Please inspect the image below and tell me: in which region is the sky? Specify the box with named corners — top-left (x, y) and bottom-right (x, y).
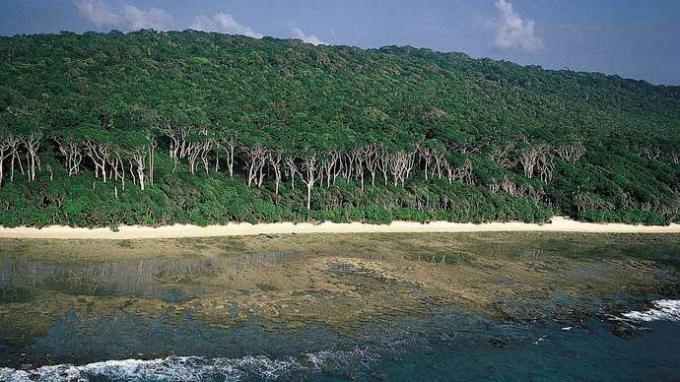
top-left (1, 0), bottom-right (679, 85)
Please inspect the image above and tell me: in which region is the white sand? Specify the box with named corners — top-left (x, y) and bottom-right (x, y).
top-left (0, 217), bottom-right (679, 240)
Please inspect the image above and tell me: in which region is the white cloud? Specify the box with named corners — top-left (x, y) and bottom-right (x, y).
top-left (291, 27), bottom-right (327, 46)
top-left (74, 0), bottom-right (172, 31)
top-left (73, 0), bottom-right (120, 27)
top-left (120, 3), bottom-right (172, 30)
top-left (493, 0), bottom-right (542, 52)
top-left (74, 1), bottom-right (326, 46)
top-left (191, 13), bottom-right (263, 38)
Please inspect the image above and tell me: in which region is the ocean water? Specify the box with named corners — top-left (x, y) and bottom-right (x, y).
top-left (1, 302), bottom-right (680, 381)
top-left (2, 233), bottom-right (680, 381)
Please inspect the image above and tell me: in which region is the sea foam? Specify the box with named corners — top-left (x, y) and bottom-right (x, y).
top-left (0, 347), bottom-right (378, 382)
top-left (621, 299), bottom-right (680, 322)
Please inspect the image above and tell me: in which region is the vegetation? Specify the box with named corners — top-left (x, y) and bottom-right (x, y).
top-left (0, 30), bottom-right (678, 227)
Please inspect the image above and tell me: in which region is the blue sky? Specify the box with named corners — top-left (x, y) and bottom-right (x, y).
top-left (2, 0), bottom-right (679, 85)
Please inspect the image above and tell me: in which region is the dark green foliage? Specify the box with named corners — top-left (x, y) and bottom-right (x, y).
top-left (0, 30), bottom-right (678, 227)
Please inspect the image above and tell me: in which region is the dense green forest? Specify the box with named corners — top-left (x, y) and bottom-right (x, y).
top-left (0, 30), bottom-right (679, 227)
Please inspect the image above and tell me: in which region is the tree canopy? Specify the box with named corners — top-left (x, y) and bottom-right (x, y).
top-left (0, 30), bottom-right (678, 227)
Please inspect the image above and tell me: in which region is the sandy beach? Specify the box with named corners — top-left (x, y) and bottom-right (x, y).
top-left (0, 217), bottom-right (679, 239)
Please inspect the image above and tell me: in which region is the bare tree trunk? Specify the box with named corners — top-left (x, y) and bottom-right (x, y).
top-left (245, 144), bottom-right (267, 187)
top-left (299, 156), bottom-right (318, 211)
top-left (0, 155), bottom-right (4, 188)
top-left (363, 145), bottom-right (379, 187)
top-left (269, 149), bottom-right (282, 195)
top-left (115, 153), bottom-right (126, 191)
top-left (56, 138), bottom-right (83, 176)
top-left (129, 146), bottom-right (146, 190)
top-left (0, 138), bottom-right (10, 188)
top-left (490, 142), bottom-right (516, 168)
top-left (7, 135), bottom-right (21, 182)
top-left (21, 133), bottom-right (41, 182)
top-left (285, 157), bottom-right (297, 190)
top-left (357, 163), bottom-right (365, 191)
top-left (220, 137), bottom-right (237, 178)
top-left (149, 139), bottom-right (156, 186)
top-left (84, 140), bottom-right (109, 182)
top-left (377, 153), bottom-right (389, 186)
top-left (162, 125), bottom-right (187, 173)
top-left (520, 147), bottom-right (539, 179)
top-left (343, 151), bottom-right (355, 180)
top-left (555, 144), bottom-right (586, 163)
top-left (386, 150), bottom-right (414, 186)
top-left (417, 144), bottom-right (432, 181)
top-left (322, 151), bottom-right (339, 188)
top-left (520, 144), bottom-right (555, 183)
top-left (13, 149), bottom-right (24, 178)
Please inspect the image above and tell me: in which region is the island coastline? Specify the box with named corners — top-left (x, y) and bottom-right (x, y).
top-left (1, 216), bottom-right (679, 240)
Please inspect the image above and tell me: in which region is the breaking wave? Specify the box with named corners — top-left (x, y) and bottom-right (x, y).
top-left (621, 300), bottom-right (680, 322)
top-left (0, 347), bottom-right (378, 382)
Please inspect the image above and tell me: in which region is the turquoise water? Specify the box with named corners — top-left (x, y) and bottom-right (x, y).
top-left (2, 305), bottom-right (680, 381)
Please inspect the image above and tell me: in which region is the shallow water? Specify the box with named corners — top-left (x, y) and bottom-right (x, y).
top-left (1, 233), bottom-right (679, 381)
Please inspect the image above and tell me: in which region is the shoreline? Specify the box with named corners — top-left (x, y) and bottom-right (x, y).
top-left (0, 217), bottom-right (679, 240)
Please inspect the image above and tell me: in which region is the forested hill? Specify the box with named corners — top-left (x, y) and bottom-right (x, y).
top-left (0, 30), bottom-right (679, 227)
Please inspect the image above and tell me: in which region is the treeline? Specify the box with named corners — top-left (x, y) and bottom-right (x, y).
top-left (0, 30), bottom-right (679, 227)
top-left (1, 123), bottom-right (588, 210)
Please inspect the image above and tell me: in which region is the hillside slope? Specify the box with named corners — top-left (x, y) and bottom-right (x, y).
top-left (0, 30), bottom-right (679, 227)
